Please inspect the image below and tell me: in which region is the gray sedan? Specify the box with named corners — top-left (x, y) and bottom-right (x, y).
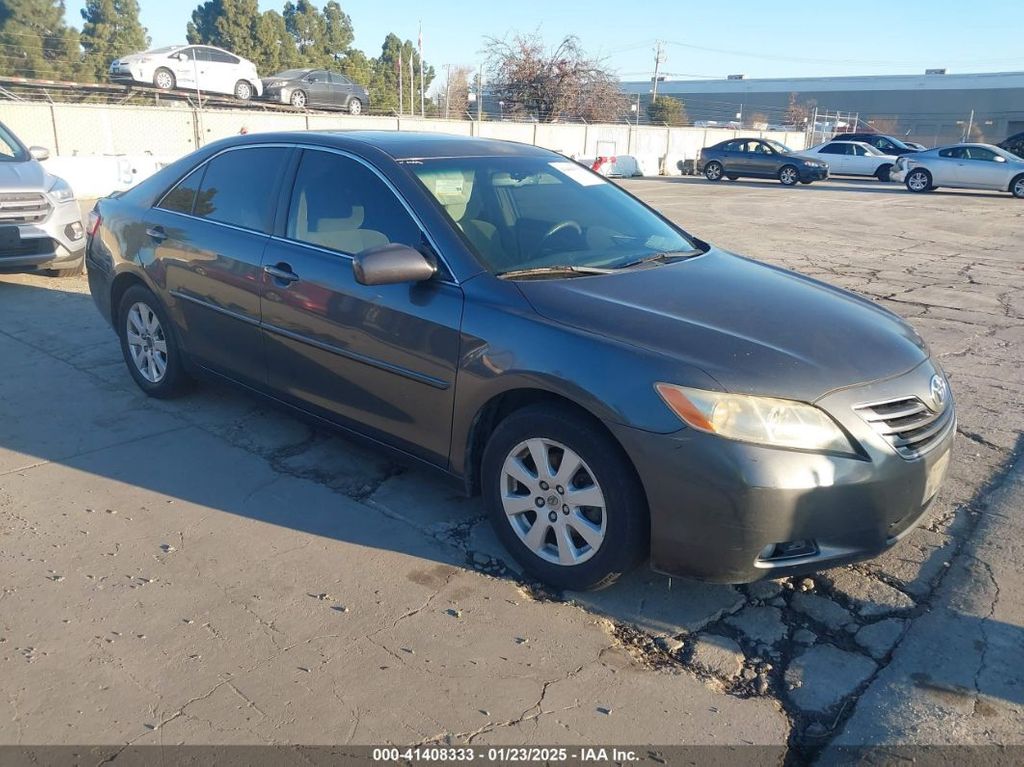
top-left (85, 131), bottom-right (954, 590)
top-left (891, 143), bottom-right (1024, 197)
top-left (261, 68), bottom-right (369, 114)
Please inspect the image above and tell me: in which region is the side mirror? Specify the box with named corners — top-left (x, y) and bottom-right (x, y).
top-left (352, 244), bottom-right (436, 286)
top-left (28, 146), bottom-right (50, 161)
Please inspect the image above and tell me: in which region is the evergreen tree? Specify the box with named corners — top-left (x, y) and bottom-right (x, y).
top-left (282, 0), bottom-right (324, 63)
top-left (321, 1), bottom-right (353, 65)
top-left (80, 0), bottom-right (149, 82)
top-left (0, 0), bottom-right (81, 80)
top-left (647, 96), bottom-right (688, 126)
top-left (253, 10), bottom-right (298, 75)
top-left (187, 0), bottom-right (261, 62)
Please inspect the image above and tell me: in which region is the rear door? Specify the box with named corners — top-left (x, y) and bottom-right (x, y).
top-left (151, 145), bottom-right (293, 385)
top-left (207, 48), bottom-right (242, 95)
top-left (259, 148), bottom-right (464, 465)
top-left (329, 73), bottom-right (356, 108)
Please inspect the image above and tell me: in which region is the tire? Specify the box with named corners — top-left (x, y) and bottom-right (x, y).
top-left (876, 163), bottom-right (893, 182)
top-left (347, 97), bottom-right (363, 115)
top-left (153, 68), bottom-right (176, 91)
top-left (905, 168), bottom-right (932, 193)
top-left (234, 80), bottom-right (253, 101)
top-left (778, 165), bottom-right (799, 186)
top-left (289, 90), bottom-right (307, 108)
top-left (1011, 174), bottom-right (1024, 199)
top-left (481, 404), bottom-right (648, 591)
top-left (704, 161), bottom-right (724, 181)
top-left (117, 285), bottom-right (190, 398)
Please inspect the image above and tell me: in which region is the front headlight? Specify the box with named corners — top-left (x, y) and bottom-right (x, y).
top-left (803, 160), bottom-right (823, 168)
top-left (655, 383), bottom-right (855, 454)
top-left (48, 176), bottom-right (75, 203)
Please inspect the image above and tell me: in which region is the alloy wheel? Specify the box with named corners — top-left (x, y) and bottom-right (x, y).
top-left (235, 81), bottom-right (251, 100)
top-left (349, 99), bottom-right (362, 115)
top-left (500, 438), bottom-right (607, 566)
top-left (705, 162), bottom-right (722, 180)
top-left (1013, 178), bottom-right (1024, 198)
top-left (907, 171), bottom-right (930, 192)
top-left (154, 70), bottom-right (173, 90)
top-left (290, 91), bottom-right (306, 108)
top-left (780, 166), bottom-right (798, 185)
top-left (126, 302), bottom-right (168, 383)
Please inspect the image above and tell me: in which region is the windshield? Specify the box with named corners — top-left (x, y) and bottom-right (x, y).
top-left (0, 123), bottom-right (28, 162)
top-left (765, 140), bottom-right (792, 154)
top-left (408, 156), bottom-right (698, 274)
top-left (147, 46), bottom-right (183, 54)
top-left (272, 69), bottom-right (309, 79)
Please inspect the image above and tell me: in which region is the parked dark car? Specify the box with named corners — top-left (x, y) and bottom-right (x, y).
top-left (698, 138), bottom-right (828, 185)
top-left (85, 132), bottom-right (954, 590)
top-left (831, 132), bottom-right (920, 156)
top-left (998, 131), bottom-right (1024, 159)
top-left (262, 68), bottom-right (369, 113)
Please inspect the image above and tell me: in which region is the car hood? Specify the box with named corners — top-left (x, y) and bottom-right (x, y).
top-left (514, 249), bottom-right (928, 402)
top-left (0, 159), bottom-right (49, 192)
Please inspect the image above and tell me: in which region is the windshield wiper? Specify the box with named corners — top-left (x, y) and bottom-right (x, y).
top-left (613, 250), bottom-right (702, 269)
top-left (497, 265), bottom-right (615, 279)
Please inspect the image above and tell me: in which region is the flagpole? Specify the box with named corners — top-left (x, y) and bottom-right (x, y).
top-left (409, 55), bottom-right (415, 119)
top-left (418, 21), bottom-right (425, 118)
top-left (398, 50), bottom-right (403, 115)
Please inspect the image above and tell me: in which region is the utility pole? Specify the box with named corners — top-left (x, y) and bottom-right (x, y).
top-left (651, 40), bottom-right (665, 103)
top-left (964, 108), bottom-right (975, 142)
top-left (409, 56), bottom-right (415, 118)
top-left (476, 66), bottom-right (483, 121)
top-left (418, 21), bottom-right (425, 118)
top-left (398, 51), bottom-right (404, 115)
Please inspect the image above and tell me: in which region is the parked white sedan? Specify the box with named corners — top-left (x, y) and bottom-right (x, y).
top-left (109, 45), bottom-right (263, 100)
top-left (891, 144), bottom-right (1024, 198)
top-left (796, 141), bottom-right (899, 181)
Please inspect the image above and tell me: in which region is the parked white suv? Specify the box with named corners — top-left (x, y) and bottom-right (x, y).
top-left (0, 121), bottom-right (85, 277)
top-left (109, 45), bottom-right (263, 100)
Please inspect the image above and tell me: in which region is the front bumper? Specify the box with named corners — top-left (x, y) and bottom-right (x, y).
top-left (609, 360), bottom-right (955, 583)
top-left (0, 199), bottom-right (86, 274)
top-left (800, 165), bottom-right (829, 181)
top-left (890, 166), bottom-right (909, 183)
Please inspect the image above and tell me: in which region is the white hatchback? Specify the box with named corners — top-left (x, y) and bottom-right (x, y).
top-left (109, 45), bottom-right (263, 101)
top-left (797, 141), bottom-right (899, 181)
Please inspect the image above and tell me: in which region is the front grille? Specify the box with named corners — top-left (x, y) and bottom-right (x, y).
top-left (0, 193), bottom-right (51, 224)
top-left (854, 396), bottom-right (953, 459)
top-left (0, 236), bottom-right (55, 258)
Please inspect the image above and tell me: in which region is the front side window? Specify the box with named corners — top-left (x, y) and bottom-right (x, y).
top-left (964, 147), bottom-right (998, 161)
top-left (409, 156), bottom-right (698, 274)
top-left (939, 147), bottom-right (965, 158)
top-left (189, 147), bottom-right (290, 231)
top-left (286, 150), bottom-right (422, 255)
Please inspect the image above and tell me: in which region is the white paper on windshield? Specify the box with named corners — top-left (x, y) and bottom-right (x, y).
top-left (549, 161), bottom-right (605, 186)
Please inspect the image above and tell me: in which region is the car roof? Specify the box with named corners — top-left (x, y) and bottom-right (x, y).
top-left (222, 130), bottom-right (557, 160)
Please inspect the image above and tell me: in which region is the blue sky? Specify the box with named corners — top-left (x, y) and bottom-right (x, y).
top-left (65, 0), bottom-right (1024, 83)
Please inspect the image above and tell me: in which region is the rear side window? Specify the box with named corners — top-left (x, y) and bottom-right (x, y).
top-left (192, 147), bottom-right (290, 232)
top-left (819, 144), bottom-right (845, 155)
top-left (939, 147), bottom-right (964, 158)
top-left (157, 166), bottom-right (205, 214)
top-left (210, 49), bottom-right (239, 64)
top-left (286, 150), bottom-right (422, 254)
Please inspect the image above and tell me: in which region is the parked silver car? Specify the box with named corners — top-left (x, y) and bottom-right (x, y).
top-left (891, 143), bottom-right (1024, 198)
top-left (0, 121), bottom-right (85, 277)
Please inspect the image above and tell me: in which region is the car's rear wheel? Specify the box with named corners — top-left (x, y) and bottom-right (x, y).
top-left (153, 68), bottom-right (175, 90)
top-left (234, 80), bottom-right (253, 100)
top-left (1010, 174), bottom-right (1024, 199)
top-left (118, 285), bottom-right (189, 398)
top-left (876, 163), bottom-right (893, 182)
top-left (778, 165), bottom-right (799, 185)
top-left (290, 90), bottom-right (307, 108)
top-left (348, 98), bottom-right (363, 115)
top-left (481, 404), bottom-right (648, 591)
top-left (906, 168), bottom-right (932, 193)
top-left (704, 161), bottom-right (724, 181)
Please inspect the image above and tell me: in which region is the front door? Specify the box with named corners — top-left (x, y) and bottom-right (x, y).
top-left (152, 145), bottom-right (292, 385)
top-left (260, 148), bottom-right (464, 465)
top-left (954, 146), bottom-right (1011, 188)
top-left (303, 71), bottom-right (333, 106)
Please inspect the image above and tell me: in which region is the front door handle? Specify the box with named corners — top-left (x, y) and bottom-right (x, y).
top-left (264, 263), bottom-right (299, 284)
top-left (146, 226), bottom-right (167, 242)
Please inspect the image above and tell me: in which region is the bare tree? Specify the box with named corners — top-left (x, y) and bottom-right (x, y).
top-left (438, 64), bottom-right (473, 119)
top-left (784, 92), bottom-right (816, 128)
top-left (483, 33), bottom-right (627, 123)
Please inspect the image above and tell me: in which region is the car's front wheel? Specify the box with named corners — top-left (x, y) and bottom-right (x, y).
top-left (1011, 174), bottom-right (1024, 199)
top-left (778, 165), bottom-right (799, 185)
top-left (153, 68), bottom-right (175, 90)
top-left (704, 161), bottom-right (724, 181)
top-left (234, 80), bottom-right (253, 100)
top-left (481, 404), bottom-right (648, 591)
top-left (906, 168), bottom-right (932, 193)
top-left (118, 285), bottom-right (190, 398)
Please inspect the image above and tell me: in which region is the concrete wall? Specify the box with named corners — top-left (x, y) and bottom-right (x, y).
top-left (1, 100), bottom-right (806, 195)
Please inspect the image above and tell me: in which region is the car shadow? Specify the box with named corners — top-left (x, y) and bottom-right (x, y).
top-left (1, 275), bottom-right (1021, 714)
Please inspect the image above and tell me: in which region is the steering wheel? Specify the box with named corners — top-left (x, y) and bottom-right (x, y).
top-left (538, 220), bottom-right (583, 251)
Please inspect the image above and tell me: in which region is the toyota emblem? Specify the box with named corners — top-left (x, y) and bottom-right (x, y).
top-left (929, 374), bottom-right (948, 410)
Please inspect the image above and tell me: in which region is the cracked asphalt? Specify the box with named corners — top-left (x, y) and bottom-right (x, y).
top-left (1, 178), bottom-right (1021, 760)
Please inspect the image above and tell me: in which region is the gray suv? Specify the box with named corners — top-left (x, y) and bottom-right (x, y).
top-left (0, 121), bottom-right (85, 277)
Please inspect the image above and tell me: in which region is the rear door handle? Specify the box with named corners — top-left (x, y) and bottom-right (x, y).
top-left (264, 263), bottom-right (299, 284)
top-left (146, 226), bottom-right (167, 242)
